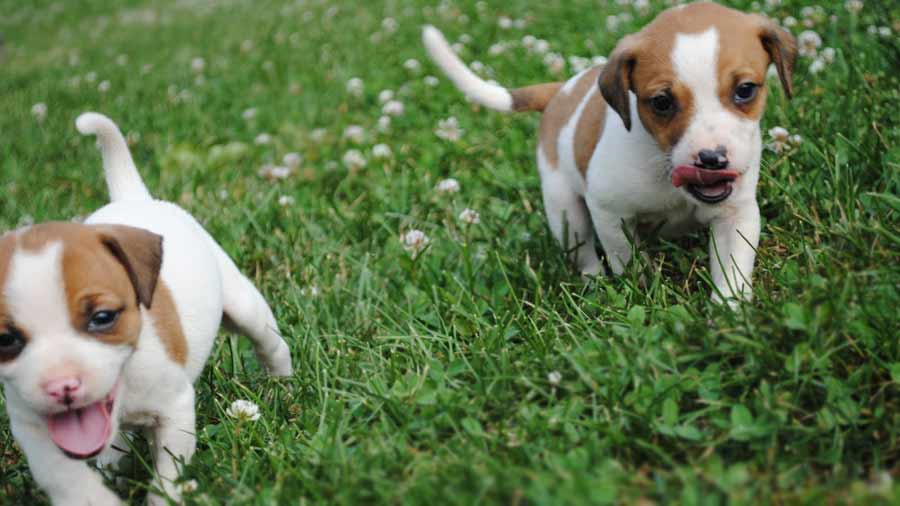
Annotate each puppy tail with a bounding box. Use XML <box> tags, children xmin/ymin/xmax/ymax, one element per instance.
<box><xmin>76</xmin><ymin>112</ymin><xmax>152</xmax><ymax>202</ymax></box>
<box><xmin>422</xmin><ymin>25</ymin><xmax>562</xmax><ymax>113</ymax></box>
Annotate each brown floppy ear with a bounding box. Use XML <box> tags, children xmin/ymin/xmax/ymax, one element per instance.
<box><xmin>93</xmin><ymin>225</ymin><xmax>163</xmax><ymax>309</ymax></box>
<box><xmin>599</xmin><ymin>35</ymin><xmax>640</xmax><ymax>131</ymax></box>
<box><xmin>757</xmin><ymin>17</ymin><xmax>797</xmax><ymax>99</ymax></box>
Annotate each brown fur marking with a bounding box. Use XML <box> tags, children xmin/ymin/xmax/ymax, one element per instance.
<box><xmin>510</xmin><ymin>83</ymin><xmax>563</xmax><ymax>112</ymax></box>
<box><xmin>149</xmin><ymin>281</ymin><xmax>188</xmax><ymax>365</ymax></box>
<box><xmin>539</xmin><ymin>66</ymin><xmax>603</xmax><ymax>169</ymax></box>
<box><xmin>573</xmin><ymin>91</ymin><xmax>608</xmax><ymax>176</ymax></box>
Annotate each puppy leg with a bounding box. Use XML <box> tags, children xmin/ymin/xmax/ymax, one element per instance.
<box><xmin>709</xmin><ymin>202</ymin><xmax>761</xmax><ymax>304</ymax></box>
<box><xmin>585</xmin><ymin>202</ymin><xmax>636</xmax><ymax>275</ymax></box>
<box><xmin>148</xmin><ymin>384</ymin><xmax>196</xmax><ymax>506</ymax></box>
<box><xmin>540</xmin><ymin>169</ymin><xmax>604</xmax><ymax>276</ymax></box>
<box><xmin>9</xmin><ymin>414</ymin><xmax>122</xmax><ymax>505</ymax></box>
<box><xmin>211</xmin><ymin>242</ymin><xmax>293</xmax><ymax>376</ymax></box>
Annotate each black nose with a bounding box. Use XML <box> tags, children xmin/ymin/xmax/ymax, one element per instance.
<box><xmin>697</xmin><ymin>146</ymin><xmax>728</xmax><ymax>170</ymax></box>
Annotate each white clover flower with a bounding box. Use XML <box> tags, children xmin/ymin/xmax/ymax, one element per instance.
<box><xmin>115</xmin><ymin>54</ymin><xmax>128</xmax><ymax>66</ymax></box>
<box><xmin>458</xmin><ymin>208</ymin><xmax>480</xmax><ymax>225</ymax></box>
<box><xmin>798</xmin><ymin>30</ymin><xmax>822</xmax><ymax>57</ymax></box>
<box><xmin>844</xmin><ymin>0</ymin><xmax>863</xmax><ymax>13</ymax></box>
<box><xmin>790</xmin><ymin>134</ymin><xmax>802</xmax><ymax>146</ymax></box>
<box><xmin>377</xmin><ymin>115</ymin><xmax>392</xmax><ymax>132</ymax></box>
<box><xmin>346</xmin><ymin>77</ymin><xmax>364</xmax><ymax>97</ymax></box>
<box><xmin>301</xmin><ymin>285</ymin><xmax>320</xmax><ymax>297</ymax></box>
<box><xmin>782</xmin><ymin>16</ymin><xmax>798</xmax><ymax>28</ymax></box>
<box><xmin>289</xmin><ymin>82</ymin><xmax>302</xmax><ymax>95</ymax></box>
<box><xmin>97</xmin><ymin>80</ymin><xmax>111</xmax><ymax>93</ymax></box>
<box><xmin>310</xmin><ymin>128</ymin><xmax>327</xmax><ymax>143</ymax></box>
<box><xmin>342</xmin><ymin>125</ymin><xmax>365</xmax><ymax>144</ymax></box>
<box><xmin>470</xmin><ymin>60</ymin><xmax>485</xmax><ymax>73</ymax></box>
<box><xmin>378</xmin><ymin>89</ymin><xmax>394</xmax><ymax>103</ymax></box>
<box><xmin>878</xmin><ymin>26</ymin><xmax>891</xmax><ymax>37</ymax></box>
<box><xmin>283</xmin><ymin>152</ymin><xmax>302</xmax><ymax>168</ymax></box>
<box><xmin>382</xmin><ymin>17</ymin><xmax>398</xmax><ymax>33</ymax></box>
<box><xmin>498</xmin><ymin>16</ymin><xmax>512</xmax><ymax>29</ymax></box>
<box><xmin>821</xmin><ymin>47</ymin><xmax>836</xmax><ymax>63</ymax></box>
<box><xmin>403</xmin><ymin>58</ymin><xmax>422</xmax><ymax>74</ymax></box>
<box><xmin>85</xmin><ymin>71</ymin><xmax>97</xmax><ymax>82</ymax></box>
<box><xmin>765</xmin><ymin>0</ymin><xmax>782</xmax><ymax>7</ymax></box>
<box><xmin>547</xmin><ymin>371</ymin><xmax>562</xmax><ymax>386</ymax></box>
<box><xmin>226</xmin><ymin>400</ymin><xmax>261</xmax><ymax>422</ymax></box>
<box><xmin>533</xmin><ymin>39</ymin><xmax>550</xmax><ymax>55</ymax></box>
<box><xmin>31</xmin><ymin>103</ymin><xmax>48</xmax><ymax>122</ymax></box>
<box><xmin>240</xmin><ymin>39</ymin><xmax>254</xmax><ymax>53</ymax></box>
<box><xmin>242</xmin><ymin>107</ymin><xmax>258</xmax><ymax>121</ymax></box>
<box><xmin>191</xmin><ymin>57</ymin><xmax>205</xmax><ymax>73</ymax></box>
<box><xmin>342</xmin><ymin>149</ymin><xmax>367</xmax><ymax>170</ymax></box>
<box><xmin>372</xmin><ymin>143</ymin><xmax>392</xmax><ymax>159</ymax></box>
<box><xmin>142</xmin><ymin>63</ymin><xmax>153</xmax><ymax>74</ymax></box>
<box><xmin>382</xmin><ymin>100</ymin><xmax>405</xmax><ymax>116</ymax></box>
<box><xmin>451</xmin><ymin>42</ymin><xmax>464</xmax><ymax>54</ymax></box>
<box><xmin>254</xmin><ymin>133</ymin><xmax>272</xmax><ymax>145</ymax></box>
<box><xmin>459</xmin><ymin>14</ymin><xmax>470</xmax><ymax>24</ymax></box>
<box><xmin>436</xmin><ymin>178</ymin><xmax>461</xmax><ymax>194</ymax></box>
<box><xmin>568</xmin><ymin>56</ymin><xmax>591</xmax><ymax>73</ymax></box>
<box><xmin>522</xmin><ymin>35</ymin><xmax>537</xmax><ymax>49</ymax></box>
<box><xmin>767</xmin><ymin>126</ymin><xmax>792</xmax><ymax>153</ymax></box>
<box><xmin>513</xmin><ymin>18</ymin><xmax>527</xmax><ymax>29</ymax></box>
<box><xmin>424</xmin><ymin>75</ymin><xmax>440</xmax><ymax>87</ymax></box>
<box><xmin>401</xmin><ymin>229</ymin><xmax>430</xmax><ymax>256</ymax></box>
<box><xmin>488</xmin><ymin>42</ymin><xmax>507</xmax><ymax>55</ymax></box>
<box><xmin>435</xmin><ymin>117</ymin><xmax>463</xmax><ymax>142</ymax></box>
<box><xmin>459</xmin><ymin>33</ymin><xmax>473</xmax><ymax>44</ymax></box>
<box><xmin>258</xmin><ymin>165</ymin><xmax>292</xmax><ymax>180</ymax></box>
<box><xmin>606</xmin><ymin>15</ymin><xmax>620</xmax><ymax>31</ymax></box>
<box><xmin>592</xmin><ymin>55</ymin><xmax>609</xmax><ymax>67</ymax></box>
<box><xmin>178</xmin><ymin>480</ymin><xmax>199</xmax><ymax>495</ymax></box>
<box><xmin>544</xmin><ymin>53</ymin><xmax>565</xmax><ymax>75</ymax></box>
<box><xmin>278</xmin><ymin>195</ymin><xmax>295</xmax><ymax>207</ymax></box>
<box><xmin>809</xmin><ymin>58</ymin><xmax>825</xmax><ymax>74</ymax></box>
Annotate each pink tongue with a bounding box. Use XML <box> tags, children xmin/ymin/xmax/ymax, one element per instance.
<box><xmin>47</xmin><ymin>400</ymin><xmax>112</xmax><ymax>458</ymax></box>
<box><xmin>671</xmin><ymin>165</ymin><xmax>739</xmax><ymax>188</ymax></box>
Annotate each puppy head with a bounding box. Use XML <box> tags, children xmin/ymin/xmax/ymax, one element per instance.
<box><xmin>0</xmin><ymin>222</ymin><xmax>161</xmax><ymax>457</ymax></box>
<box><xmin>599</xmin><ymin>2</ymin><xmax>796</xmax><ymax>203</ymax></box>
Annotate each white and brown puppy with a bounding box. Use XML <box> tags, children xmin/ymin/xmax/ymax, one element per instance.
<box><xmin>0</xmin><ymin>112</ymin><xmax>293</xmax><ymax>505</ymax></box>
<box><xmin>423</xmin><ymin>2</ymin><xmax>797</xmax><ymax>303</ymax></box>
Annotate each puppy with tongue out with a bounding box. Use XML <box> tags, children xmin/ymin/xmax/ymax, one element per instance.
<box><xmin>423</xmin><ymin>1</ymin><xmax>797</xmax><ymax>303</ymax></box>
<box><xmin>0</xmin><ymin>112</ymin><xmax>293</xmax><ymax>506</ymax></box>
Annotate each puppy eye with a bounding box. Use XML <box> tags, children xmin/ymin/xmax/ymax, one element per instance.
<box><xmin>650</xmin><ymin>93</ymin><xmax>675</xmax><ymax>115</ymax></box>
<box><xmin>0</xmin><ymin>330</ymin><xmax>26</xmax><ymax>361</ymax></box>
<box><xmin>733</xmin><ymin>82</ymin><xmax>758</xmax><ymax>104</ymax></box>
<box><xmin>88</xmin><ymin>310</ymin><xmax>121</xmax><ymax>333</ymax></box>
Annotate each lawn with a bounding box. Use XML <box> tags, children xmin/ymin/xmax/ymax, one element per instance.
<box><xmin>1</xmin><ymin>0</ymin><xmax>899</xmax><ymax>504</ymax></box>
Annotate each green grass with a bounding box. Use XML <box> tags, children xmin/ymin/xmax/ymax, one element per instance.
<box><xmin>1</xmin><ymin>0</ymin><xmax>899</xmax><ymax>504</ymax></box>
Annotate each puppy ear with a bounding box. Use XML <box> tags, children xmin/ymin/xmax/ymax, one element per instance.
<box><xmin>93</xmin><ymin>225</ymin><xmax>163</xmax><ymax>308</ymax></box>
<box><xmin>757</xmin><ymin>17</ymin><xmax>797</xmax><ymax>99</ymax></box>
<box><xmin>599</xmin><ymin>36</ymin><xmax>639</xmax><ymax>131</ymax></box>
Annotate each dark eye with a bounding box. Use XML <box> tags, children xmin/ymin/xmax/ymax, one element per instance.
<box><xmin>88</xmin><ymin>310</ymin><xmax>120</xmax><ymax>333</ymax></box>
<box><xmin>0</xmin><ymin>330</ymin><xmax>26</xmax><ymax>361</ymax></box>
<box><xmin>733</xmin><ymin>82</ymin><xmax>758</xmax><ymax>104</ymax></box>
<box><xmin>650</xmin><ymin>93</ymin><xmax>675</xmax><ymax>115</ymax></box>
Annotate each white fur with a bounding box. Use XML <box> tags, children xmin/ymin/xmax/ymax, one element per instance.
<box><xmin>1</xmin><ymin>112</ymin><xmax>293</xmax><ymax>506</ymax></box>
<box><xmin>424</xmin><ymin>23</ymin><xmax>765</xmax><ymax>304</ymax></box>
<box><xmin>422</xmin><ymin>26</ymin><xmax>513</xmax><ymax>111</ymax></box>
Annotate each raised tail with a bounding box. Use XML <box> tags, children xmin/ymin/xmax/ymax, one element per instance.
<box><xmin>422</xmin><ymin>25</ymin><xmax>563</xmax><ymax>113</ymax></box>
<box><xmin>76</xmin><ymin>112</ymin><xmax>152</xmax><ymax>202</ymax></box>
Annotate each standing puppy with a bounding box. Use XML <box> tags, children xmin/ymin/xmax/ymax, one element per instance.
<box><xmin>0</xmin><ymin>113</ymin><xmax>293</xmax><ymax>505</ymax></box>
<box><xmin>423</xmin><ymin>2</ymin><xmax>797</xmax><ymax>303</ymax></box>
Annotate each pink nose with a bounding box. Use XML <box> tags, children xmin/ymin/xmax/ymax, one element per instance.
<box><xmin>44</xmin><ymin>377</ymin><xmax>82</xmax><ymax>404</ymax></box>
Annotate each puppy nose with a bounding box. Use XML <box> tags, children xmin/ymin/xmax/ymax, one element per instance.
<box><xmin>44</xmin><ymin>377</ymin><xmax>82</xmax><ymax>405</ymax></box>
<box><xmin>697</xmin><ymin>146</ymin><xmax>728</xmax><ymax>170</ymax></box>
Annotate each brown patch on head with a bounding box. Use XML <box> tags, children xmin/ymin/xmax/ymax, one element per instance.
<box><xmin>148</xmin><ymin>281</ymin><xmax>187</xmax><ymax>365</ymax></box>
<box><xmin>0</xmin><ymin>232</ymin><xmax>25</xmax><ymax>363</ymax></box>
<box><xmin>510</xmin><ymin>82</ymin><xmax>563</xmax><ymax>112</ymax></box>
<box><xmin>599</xmin><ymin>2</ymin><xmax>795</xmax><ymax>151</ymax></box>
<box><xmin>573</xmin><ymin>92</ymin><xmax>607</xmax><ymax>176</ymax></box>
<box><xmin>539</xmin><ymin>66</ymin><xmax>603</xmax><ymax>168</ymax></box>
<box><xmin>12</xmin><ymin>222</ymin><xmax>163</xmax><ymax>348</ymax></box>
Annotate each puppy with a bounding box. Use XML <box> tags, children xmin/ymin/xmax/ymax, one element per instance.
<box><xmin>0</xmin><ymin>112</ymin><xmax>293</xmax><ymax>505</ymax></box>
<box><xmin>423</xmin><ymin>2</ymin><xmax>797</xmax><ymax>303</ymax></box>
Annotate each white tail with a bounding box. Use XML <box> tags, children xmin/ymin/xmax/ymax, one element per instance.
<box><xmin>76</xmin><ymin>112</ymin><xmax>152</xmax><ymax>202</ymax></box>
<box><xmin>422</xmin><ymin>25</ymin><xmax>514</xmax><ymax>112</ymax></box>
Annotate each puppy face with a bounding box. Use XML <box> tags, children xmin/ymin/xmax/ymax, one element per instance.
<box><xmin>600</xmin><ymin>2</ymin><xmax>797</xmax><ymax>203</ymax></box>
<box><xmin>0</xmin><ymin>223</ymin><xmax>161</xmax><ymax>456</ymax></box>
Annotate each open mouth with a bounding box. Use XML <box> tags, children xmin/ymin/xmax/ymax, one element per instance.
<box><xmin>46</xmin><ymin>389</ymin><xmax>115</xmax><ymax>460</ymax></box>
<box><xmin>671</xmin><ymin>165</ymin><xmax>739</xmax><ymax>204</ymax></box>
